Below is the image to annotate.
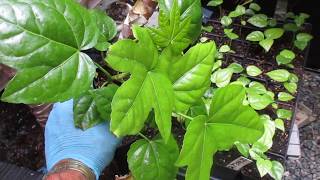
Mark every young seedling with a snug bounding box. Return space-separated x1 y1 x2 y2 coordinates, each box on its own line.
207 0 223 7
276 49 296 65
220 5 246 40
266 69 290 82
283 12 310 32
246 28 284 52
294 33 313 51
247 14 268 28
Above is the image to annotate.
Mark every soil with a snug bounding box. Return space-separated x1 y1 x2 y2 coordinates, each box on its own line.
0 93 44 171
106 1 130 22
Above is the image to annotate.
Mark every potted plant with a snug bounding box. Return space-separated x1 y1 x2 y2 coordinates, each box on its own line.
0 0 313 180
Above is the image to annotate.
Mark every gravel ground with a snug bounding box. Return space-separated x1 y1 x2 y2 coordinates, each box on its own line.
285 70 320 180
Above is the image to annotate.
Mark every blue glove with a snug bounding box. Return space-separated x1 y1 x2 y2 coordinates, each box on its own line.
45 100 121 178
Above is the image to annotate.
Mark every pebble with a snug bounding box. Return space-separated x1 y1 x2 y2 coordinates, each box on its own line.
285 71 320 180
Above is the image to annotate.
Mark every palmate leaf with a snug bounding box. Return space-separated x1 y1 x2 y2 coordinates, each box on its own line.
176 84 264 180
107 26 215 141
107 26 174 141
0 0 99 103
127 136 179 180
149 0 191 53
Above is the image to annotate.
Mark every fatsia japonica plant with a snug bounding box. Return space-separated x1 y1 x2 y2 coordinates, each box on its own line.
0 0 269 180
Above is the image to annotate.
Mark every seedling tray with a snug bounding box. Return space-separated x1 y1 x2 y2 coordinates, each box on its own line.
199 17 312 179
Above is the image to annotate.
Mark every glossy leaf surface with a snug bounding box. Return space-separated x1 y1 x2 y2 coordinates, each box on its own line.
73 85 118 129
107 26 173 141
0 0 99 103
269 161 284 180
91 9 116 50
74 92 103 130
248 93 273 110
228 5 246 18
177 85 264 180
170 42 216 112
228 63 243 73
149 0 191 53
275 119 284 131
259 38 274 52
157 0 202 45
284 82 297 94
266 69 290 82
247 14 268 28
107 26 215 140
264 28 284 40
246 65 262 77
93 85 118 120
211 68 233 87
276 49 295 65
221 16 232 26
278 92 294 102
252 115 275 153
277 109 292 120
128 137 179 180
246 31 264 41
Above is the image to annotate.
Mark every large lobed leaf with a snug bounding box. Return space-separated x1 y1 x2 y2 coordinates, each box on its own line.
0 0 99 103
107 26 215 141
170 42 216 112
149 0 191 53
107 26 174 141
155 0 202 51
176 84 264 180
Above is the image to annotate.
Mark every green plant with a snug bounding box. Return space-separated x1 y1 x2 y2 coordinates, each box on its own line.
219 5 247 40
176 84 264 180
0 0 114 103
224 28 239 40
247 14 268 28
276 49 295 65
246 65 262 76
207 0 223 7
294 33 313 51
246 28 284 52
0 0 294 180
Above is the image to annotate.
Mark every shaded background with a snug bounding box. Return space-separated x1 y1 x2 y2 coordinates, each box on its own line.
202 0 319 70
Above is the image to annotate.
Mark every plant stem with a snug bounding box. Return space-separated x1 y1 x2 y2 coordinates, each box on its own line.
93 61 113 82
241 0 253 6
177 112 193 121
112 72 130 81
139 132 151 141
100 51 105 60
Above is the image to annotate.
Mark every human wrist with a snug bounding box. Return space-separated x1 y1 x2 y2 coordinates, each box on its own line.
44 159 96 180
44 169 86 180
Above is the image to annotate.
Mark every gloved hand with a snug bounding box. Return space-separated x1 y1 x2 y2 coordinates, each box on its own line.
45 100 121 179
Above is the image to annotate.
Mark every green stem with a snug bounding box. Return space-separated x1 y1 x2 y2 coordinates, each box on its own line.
241 0 253 6
177 112 193 121
139 133 151 141
112 72 129 81
94 61 113 82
